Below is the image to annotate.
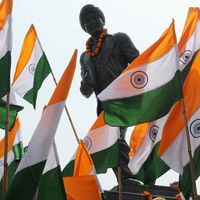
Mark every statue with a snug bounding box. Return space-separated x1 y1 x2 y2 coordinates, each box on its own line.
79 4 140 183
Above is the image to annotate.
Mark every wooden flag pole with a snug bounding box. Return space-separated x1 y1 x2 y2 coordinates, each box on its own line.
180 98 198 200
50 70 80 144
3 92 10 194
118 167 122 200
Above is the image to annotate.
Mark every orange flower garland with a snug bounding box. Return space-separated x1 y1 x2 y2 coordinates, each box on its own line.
86 28 107 57
176 194 182 200
144 191 153 200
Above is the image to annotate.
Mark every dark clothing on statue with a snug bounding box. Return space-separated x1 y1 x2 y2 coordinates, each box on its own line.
80 33 139 97
80 32 139 180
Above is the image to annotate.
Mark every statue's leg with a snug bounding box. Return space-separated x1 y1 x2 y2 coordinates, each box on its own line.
113 127 142 184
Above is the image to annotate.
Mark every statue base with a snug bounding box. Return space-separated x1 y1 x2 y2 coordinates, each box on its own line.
104 179 179 200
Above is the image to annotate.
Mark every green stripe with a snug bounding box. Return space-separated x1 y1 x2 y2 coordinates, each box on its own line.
0 160 20 200
179 145 200 200
102 71 182 127
38 166 67 200
63 140 119 176
0 99 23 130
24 53 51 109
0 51 11 99
135 142 169 187
12 142 24 161
5 160 46 200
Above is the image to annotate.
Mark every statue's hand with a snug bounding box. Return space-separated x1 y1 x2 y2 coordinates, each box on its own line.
80 81 93 98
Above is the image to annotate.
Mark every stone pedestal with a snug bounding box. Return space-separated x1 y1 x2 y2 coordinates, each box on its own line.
105 179 179 200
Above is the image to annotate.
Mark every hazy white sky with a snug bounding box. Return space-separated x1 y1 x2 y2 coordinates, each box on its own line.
2 0 200 192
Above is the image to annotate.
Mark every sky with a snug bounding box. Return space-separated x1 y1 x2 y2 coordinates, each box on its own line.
1 0 200 193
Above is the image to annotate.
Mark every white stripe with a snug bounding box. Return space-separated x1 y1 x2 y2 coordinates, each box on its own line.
16 101 65 173
179 21 200 71
70 125 120 161
0 15 12 59
161 107 200 174
12 38 43 97
128 115 167 174
0 150 14 181
42 144 58 174
2 86 18 105
98 45 179 101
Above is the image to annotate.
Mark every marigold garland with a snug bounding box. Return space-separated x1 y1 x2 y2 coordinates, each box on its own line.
176 194 182 200
86 28 107 57
144 191 153 200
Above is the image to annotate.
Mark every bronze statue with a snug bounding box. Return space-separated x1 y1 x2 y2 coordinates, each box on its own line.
79 4 140 183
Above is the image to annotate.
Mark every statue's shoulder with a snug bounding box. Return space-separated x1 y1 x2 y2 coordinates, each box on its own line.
113 32 131 41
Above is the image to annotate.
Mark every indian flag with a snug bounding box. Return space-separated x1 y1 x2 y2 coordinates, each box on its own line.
0 117 24 182
12 24 51 108
98 20 182 127
0 0 12 98
5 50 77 200
128 115 169 186
158 51 200 199
63 112 120 176
178 7 200 73
36 142 66 200
0 117 24 199
63 140 102 200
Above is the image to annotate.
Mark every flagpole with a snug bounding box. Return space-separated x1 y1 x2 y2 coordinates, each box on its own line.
3 92 10 195
180 98 198 200
50 70 80 144
118 167 122 200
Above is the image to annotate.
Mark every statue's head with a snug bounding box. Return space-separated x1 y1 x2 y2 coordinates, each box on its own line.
79 4 105 36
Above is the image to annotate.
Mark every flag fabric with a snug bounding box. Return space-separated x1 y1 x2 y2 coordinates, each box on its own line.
129 124 147 157
128 115 169 186
63 140 102 200
12 24 51 108
0 87 23 130
159 50 200 199
36 142 67 200
0 117 24 181
158 8 200 199
0 0 12 98
5 50 77 200
63 112 120 176
178 7 200 73
98 21 182 127
0 117 24 199
128 8 200 189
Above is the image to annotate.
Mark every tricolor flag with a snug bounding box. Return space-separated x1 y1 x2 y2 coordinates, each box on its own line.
178 7 200 73
36 142 67 200
98 21 182 127
128 8 200 188
12 24 51 108
128 115 169 186
63 140 102 200
158 51 200 199
63 112 120 176
0 0 12 98
0 117 24 181
5 50 77 200
0 117 24 199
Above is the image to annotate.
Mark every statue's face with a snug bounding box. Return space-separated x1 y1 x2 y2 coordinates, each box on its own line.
83 13 104 36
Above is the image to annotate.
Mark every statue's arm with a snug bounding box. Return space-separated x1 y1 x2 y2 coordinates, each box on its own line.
80 53 93 98
116 32 139 64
